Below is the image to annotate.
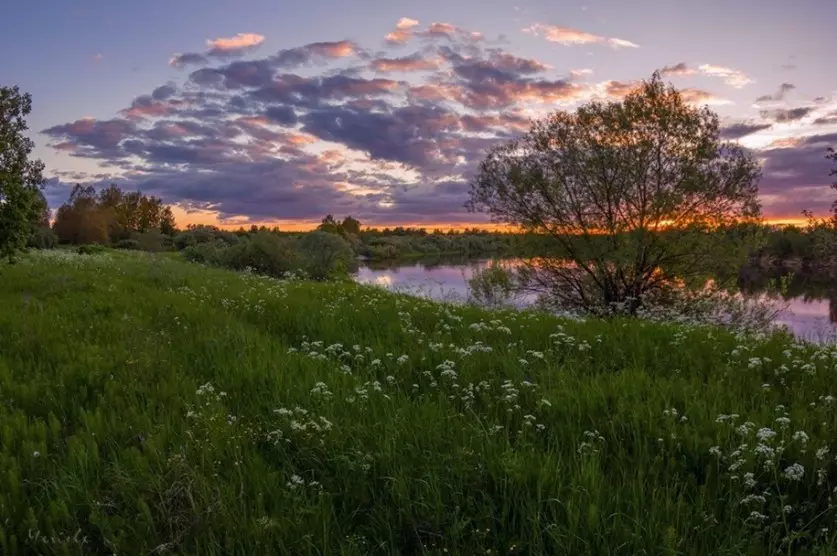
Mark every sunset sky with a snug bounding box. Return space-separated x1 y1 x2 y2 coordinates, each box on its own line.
3 0 836 229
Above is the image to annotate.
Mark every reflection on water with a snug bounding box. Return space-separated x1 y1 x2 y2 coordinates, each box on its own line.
355 257 837 343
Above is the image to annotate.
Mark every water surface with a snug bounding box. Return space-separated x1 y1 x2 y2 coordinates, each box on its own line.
355 257 837 343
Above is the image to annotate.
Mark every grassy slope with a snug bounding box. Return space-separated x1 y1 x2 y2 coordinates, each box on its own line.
0 250 836 555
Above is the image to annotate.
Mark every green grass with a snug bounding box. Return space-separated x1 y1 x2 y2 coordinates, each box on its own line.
1 249 837 555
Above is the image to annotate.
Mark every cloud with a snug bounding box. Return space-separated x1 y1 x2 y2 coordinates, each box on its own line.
44 28 831 225
170 32 267 69
151 84 178 101
42 117 138 159
206 33 265 56
599 80 637 99
415 22 484 43
814 110 837 126
680 88 733 106
697 64 753 88
523 23 638 48
756 132 837 217
755 83 796 103
169 52 210 69
370 53 442 73
760 106 814 123
385 17 420 45
570 68 593 78
596 80 729 106
720 121 773 140
659 62 695 77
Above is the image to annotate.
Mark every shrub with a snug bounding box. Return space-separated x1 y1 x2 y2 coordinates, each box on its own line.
297 231 356 280
77 244 106 255
182 241 228 265
221 232 301 277
130 230 173 252
27 226 57 250
116 239 141 250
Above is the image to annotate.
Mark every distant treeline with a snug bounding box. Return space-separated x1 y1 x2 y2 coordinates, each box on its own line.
36 184 837 282
748 219 836 271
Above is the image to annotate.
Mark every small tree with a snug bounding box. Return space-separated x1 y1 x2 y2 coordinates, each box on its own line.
53 184 110 244
467 73 762 314
341 216 361 235
298 231 356 280
0 86 46 262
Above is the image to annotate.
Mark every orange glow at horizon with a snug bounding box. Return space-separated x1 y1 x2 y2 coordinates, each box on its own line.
171 206 818 233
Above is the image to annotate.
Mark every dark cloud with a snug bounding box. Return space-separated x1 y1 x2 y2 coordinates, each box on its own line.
757 133 837 216
721 121 773 140
755 82 796 103
249 74 400 108
42 118 137 159
659 62 693 77
300 103 459 167
169 52 210 69
760 106 814 123
814 110 837 126
151 84 178 101
265 106 298 125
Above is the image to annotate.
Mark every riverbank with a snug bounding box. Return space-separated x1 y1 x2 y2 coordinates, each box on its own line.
1 250 836 554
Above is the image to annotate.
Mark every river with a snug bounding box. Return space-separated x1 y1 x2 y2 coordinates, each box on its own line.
355 257 837 343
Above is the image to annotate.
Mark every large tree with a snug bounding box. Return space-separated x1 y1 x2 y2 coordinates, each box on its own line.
467 73 762 314
0 86 46 262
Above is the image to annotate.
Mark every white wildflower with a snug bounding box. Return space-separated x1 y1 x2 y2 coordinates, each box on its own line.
783 463 805 481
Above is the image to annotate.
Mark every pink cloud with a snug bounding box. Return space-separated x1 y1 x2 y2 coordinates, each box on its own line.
524 23 639 49
371 55 442 73
385 17 420 44
396 17 419 29
680 88 733 106
698 64 753 88
206 33 265 55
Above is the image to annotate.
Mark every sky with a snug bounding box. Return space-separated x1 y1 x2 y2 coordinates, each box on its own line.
3 0 836 230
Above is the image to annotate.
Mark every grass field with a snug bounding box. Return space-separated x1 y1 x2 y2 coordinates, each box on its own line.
1 250 837 554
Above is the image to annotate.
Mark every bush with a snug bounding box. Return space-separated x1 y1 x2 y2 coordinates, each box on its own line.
77 244 106 255
221 232 301 277
297 231 356 280
27 226 57 250
182 241 228 265
174 227 241 250
131 230 173 252
116 239 141 250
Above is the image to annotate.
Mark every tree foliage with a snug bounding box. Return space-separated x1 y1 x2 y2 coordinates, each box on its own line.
318 214 362 237
468 73 762 313
0 86 46 261
53 183 176 245
298 231 356 280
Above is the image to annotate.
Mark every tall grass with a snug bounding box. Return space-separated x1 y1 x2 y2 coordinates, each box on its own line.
1 249 837 554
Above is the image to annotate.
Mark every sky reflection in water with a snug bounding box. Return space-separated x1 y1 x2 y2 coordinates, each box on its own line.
355 259 837 344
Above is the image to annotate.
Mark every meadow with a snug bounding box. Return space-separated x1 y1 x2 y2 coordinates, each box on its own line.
2 250 837 555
